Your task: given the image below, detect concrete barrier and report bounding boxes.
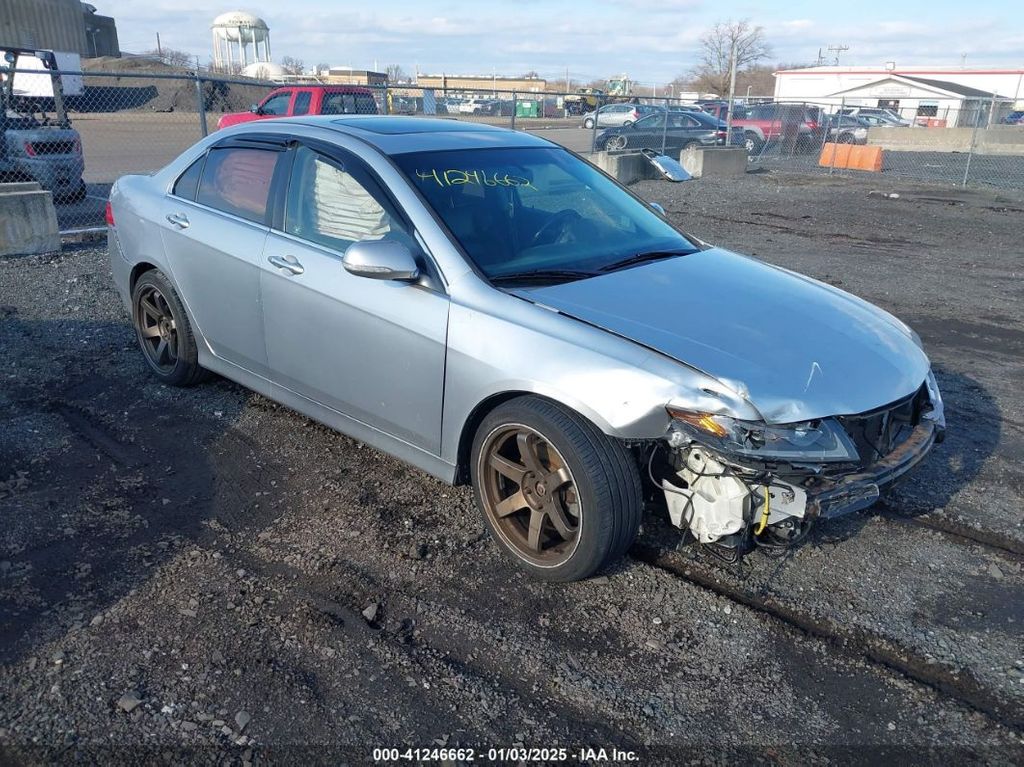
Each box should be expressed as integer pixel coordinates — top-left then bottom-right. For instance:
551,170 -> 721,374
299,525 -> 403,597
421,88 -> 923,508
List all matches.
679,146 -> 748,178
867,126 -> 1024,155
590,151 -> 660,184
0,181 -> 43,194
0,188 -> 61,257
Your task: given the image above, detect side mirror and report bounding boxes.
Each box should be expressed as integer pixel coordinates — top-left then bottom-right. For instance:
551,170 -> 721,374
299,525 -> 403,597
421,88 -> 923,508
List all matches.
649,202 -> 666,216
249,104 -> 261,114
343,240 -> 420,282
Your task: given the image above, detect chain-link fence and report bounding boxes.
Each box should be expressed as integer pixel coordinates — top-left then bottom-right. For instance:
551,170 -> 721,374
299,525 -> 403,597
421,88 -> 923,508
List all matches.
2,66 -> 1022,234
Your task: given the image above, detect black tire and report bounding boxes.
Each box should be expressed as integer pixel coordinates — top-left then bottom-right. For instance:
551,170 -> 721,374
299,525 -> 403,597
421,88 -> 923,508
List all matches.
131,269 -> 210,387
470,396 -> 643,582
681,141 -> 699,152
604,135 -> 627,151
744,131 -> 763,154
838,133 -> 855,144
583,117 -> 595,129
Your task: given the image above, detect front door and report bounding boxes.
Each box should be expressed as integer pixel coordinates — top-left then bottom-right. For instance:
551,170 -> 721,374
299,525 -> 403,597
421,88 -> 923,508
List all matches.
260,143 -> 449,453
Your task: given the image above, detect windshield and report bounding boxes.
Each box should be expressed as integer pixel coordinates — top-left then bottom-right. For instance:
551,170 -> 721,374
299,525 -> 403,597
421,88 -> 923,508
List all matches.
394,146 -> 697,281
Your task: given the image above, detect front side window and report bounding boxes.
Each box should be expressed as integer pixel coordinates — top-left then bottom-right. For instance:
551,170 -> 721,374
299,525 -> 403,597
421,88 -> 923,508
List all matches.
284,145 -> 411,252
196,147 -> 281,224
259,92 -> 291,115
395,147 -> 696,281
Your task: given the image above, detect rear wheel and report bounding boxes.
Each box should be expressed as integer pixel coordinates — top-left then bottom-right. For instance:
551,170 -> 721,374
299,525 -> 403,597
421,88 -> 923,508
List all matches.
744,132 -> 763,154
838,133 -> 855,144
470,396 -> 643,581
131,269 -> 209,386
681,140 -> 699,152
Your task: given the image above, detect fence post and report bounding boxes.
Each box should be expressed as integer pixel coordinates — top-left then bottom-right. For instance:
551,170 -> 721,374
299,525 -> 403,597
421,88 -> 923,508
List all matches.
661,97 -> 668,155
828,97 -> 844,175
590,101 -> 599,154
195,73 -> 209,137
962,99 -> 984,188
510,91 -> 517,130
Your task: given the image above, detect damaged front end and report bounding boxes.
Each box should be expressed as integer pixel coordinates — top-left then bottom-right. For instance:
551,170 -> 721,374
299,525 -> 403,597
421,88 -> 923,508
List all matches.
652,371 -> 945,560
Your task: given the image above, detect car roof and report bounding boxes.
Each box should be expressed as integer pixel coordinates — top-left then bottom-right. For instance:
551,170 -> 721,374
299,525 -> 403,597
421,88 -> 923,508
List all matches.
265,115 -> 552,155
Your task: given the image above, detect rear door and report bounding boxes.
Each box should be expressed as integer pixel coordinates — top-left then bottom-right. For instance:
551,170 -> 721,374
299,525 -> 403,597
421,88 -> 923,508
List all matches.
160,136 -> 288,375
259,141 -> 449,452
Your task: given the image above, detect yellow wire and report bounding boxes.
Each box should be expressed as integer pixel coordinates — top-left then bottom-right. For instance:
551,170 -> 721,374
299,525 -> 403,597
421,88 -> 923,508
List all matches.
755,485 -> 771,535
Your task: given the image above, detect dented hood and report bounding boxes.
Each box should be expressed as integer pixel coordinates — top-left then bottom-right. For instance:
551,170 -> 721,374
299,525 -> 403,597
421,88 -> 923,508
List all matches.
514,248 -> 930,423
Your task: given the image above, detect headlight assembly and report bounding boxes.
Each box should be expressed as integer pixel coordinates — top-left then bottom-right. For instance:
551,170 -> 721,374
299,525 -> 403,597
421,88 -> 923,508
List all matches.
666,407 -> 860,463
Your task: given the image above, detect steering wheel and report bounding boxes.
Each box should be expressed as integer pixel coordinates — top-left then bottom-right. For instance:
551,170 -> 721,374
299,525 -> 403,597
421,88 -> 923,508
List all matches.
530,209 -> 582,247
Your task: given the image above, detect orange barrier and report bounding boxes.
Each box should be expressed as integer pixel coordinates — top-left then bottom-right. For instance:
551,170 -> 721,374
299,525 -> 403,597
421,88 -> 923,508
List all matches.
818,143 -> 883,172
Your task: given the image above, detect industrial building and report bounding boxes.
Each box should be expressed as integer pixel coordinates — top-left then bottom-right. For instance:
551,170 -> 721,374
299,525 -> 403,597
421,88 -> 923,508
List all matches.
0,0 -> 119,58
415,74 -> 546,94
774,65 -> 1024,125
323,68 -> 388,87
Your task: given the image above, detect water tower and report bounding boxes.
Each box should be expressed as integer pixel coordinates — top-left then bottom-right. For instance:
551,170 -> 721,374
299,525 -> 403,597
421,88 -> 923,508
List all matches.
211,11 -> 271,71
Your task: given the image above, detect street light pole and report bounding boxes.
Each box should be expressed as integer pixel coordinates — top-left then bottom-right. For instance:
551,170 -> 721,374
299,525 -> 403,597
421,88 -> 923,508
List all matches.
725,37 -> 738,138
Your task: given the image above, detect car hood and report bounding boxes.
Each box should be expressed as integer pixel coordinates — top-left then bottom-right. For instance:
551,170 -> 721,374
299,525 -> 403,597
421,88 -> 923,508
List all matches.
512,248 -> 929,423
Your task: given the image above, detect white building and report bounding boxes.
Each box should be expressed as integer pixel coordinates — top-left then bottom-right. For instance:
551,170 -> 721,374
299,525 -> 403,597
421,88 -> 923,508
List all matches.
774,66 -> 1024,125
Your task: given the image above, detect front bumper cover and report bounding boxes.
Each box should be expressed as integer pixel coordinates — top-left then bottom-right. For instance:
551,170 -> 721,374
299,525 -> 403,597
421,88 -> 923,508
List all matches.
806,420 -> 940,519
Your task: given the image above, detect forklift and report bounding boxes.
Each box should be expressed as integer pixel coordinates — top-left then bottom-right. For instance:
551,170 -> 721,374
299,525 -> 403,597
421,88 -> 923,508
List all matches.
1,47 -> 86,201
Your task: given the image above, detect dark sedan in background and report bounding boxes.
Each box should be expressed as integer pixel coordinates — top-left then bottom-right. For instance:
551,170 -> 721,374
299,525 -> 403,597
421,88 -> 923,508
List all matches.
596,110 -> 745,153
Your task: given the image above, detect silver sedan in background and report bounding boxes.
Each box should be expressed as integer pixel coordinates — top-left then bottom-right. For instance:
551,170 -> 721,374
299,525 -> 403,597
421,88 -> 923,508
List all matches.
107,116 -> 944,581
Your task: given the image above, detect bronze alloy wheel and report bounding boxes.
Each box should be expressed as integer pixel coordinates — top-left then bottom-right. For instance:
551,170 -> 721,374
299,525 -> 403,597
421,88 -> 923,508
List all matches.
135,285 -> 179,373
477,424 -> 582,568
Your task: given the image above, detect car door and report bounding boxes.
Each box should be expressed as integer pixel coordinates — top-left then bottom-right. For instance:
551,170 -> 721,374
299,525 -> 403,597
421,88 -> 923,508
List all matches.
160,136 -> 288,375
259,141 -> 449,453
257,91 -> 292,120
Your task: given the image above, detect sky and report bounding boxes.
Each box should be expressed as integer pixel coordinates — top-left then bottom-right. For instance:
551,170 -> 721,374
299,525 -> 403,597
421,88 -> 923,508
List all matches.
104,0 -> 1023,87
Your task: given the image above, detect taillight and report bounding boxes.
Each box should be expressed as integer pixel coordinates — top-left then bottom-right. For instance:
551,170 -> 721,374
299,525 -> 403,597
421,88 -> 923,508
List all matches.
105,201 -> 115,227
715,130 -> 727,139
23,142 -> 37,157
632,109 -> 639,119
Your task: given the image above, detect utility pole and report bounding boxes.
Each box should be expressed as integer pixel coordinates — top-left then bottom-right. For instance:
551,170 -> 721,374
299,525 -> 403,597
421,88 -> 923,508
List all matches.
827,44 -> 849,66
565,66 -> 569,94
725,37 -> 738,138
156,32 -> 162,58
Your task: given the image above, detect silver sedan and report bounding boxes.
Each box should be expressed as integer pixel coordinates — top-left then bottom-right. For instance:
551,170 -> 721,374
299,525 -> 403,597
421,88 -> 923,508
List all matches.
107,116 -> 944,581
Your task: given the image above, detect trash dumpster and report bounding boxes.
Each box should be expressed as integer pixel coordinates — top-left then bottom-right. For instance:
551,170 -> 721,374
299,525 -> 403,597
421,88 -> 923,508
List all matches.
515,100 -> 539,118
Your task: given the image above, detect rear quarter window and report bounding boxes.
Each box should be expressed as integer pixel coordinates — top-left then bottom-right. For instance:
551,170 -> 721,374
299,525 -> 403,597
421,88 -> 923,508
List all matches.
172,155 -> 205,200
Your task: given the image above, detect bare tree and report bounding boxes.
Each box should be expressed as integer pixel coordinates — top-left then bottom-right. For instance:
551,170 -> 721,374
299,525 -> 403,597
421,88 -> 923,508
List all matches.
385,64 -> 407,83
521,70 -> 540,79
280,56 -> 305,75
315,62 -> 330,76
141,47 -> 194,69
691,20 -> 771,96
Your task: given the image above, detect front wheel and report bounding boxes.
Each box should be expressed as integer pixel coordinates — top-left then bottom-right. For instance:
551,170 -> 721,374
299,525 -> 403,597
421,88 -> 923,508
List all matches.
583,117 -> 595,129
744,132 -> 763,154
470,396 -> 643,581
604,135 -> 627,151
131,269 -> 209,386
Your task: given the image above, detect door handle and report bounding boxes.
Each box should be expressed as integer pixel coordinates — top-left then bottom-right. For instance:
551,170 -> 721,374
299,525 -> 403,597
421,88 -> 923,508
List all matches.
165,212 -> 190,229
268,254 -> 304,275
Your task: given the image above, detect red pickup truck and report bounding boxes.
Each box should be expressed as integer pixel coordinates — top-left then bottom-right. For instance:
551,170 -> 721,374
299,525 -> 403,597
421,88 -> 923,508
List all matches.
700,102 -> 824,153
217,85 -> 379,130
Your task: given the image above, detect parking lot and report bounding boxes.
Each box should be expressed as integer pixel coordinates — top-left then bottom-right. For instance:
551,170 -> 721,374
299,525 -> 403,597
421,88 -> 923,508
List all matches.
1,170 -> 1022,762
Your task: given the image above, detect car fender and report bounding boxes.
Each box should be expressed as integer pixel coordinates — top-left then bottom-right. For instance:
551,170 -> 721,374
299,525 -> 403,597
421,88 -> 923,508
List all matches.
439,282 -> 762,467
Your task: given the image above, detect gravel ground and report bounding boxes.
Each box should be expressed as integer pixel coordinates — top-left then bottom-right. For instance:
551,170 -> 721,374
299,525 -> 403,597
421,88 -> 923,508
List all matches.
1,171 -> 1022,764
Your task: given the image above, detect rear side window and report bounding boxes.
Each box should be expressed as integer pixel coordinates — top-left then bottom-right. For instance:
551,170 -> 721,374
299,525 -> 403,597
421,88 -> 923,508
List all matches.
293,91 -> 312,115
196,147 -> 281,224
172,156 -> 205,200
